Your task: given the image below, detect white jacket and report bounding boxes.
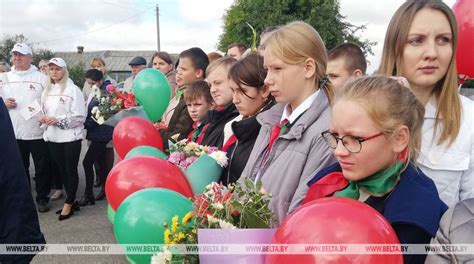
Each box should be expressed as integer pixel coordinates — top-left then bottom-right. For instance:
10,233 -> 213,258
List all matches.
418,95 -> 474,208
0,66 -> 46,140
41,78 -> 86,143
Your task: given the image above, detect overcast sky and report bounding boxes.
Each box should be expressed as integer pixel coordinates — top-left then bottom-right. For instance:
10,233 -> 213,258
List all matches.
0,0 -> 456,72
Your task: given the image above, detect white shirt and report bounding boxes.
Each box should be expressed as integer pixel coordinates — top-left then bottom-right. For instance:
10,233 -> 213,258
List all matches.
281,89 -> 320,123
41,78 -> 86,143
0,65 -> 46,140
417,95 -> 474,208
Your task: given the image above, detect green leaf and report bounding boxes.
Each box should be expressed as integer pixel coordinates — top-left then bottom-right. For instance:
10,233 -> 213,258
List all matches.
255,180 -> 262,192
244,178 -> 254,190
242,211 -> 270,228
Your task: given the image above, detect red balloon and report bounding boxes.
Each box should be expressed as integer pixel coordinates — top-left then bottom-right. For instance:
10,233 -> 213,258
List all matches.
105,156 -> 193,211
453,0 -> 474,78
266,197 -> 403,264
113,117 -> 163,159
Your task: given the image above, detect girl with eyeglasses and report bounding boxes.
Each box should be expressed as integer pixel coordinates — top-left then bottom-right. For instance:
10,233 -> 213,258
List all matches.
304,76 -> 446,264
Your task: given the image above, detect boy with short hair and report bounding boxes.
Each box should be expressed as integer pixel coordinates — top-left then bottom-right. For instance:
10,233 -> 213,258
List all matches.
159,47 -> 209,149
184,80 -> 214,143
327,43 -> 367,92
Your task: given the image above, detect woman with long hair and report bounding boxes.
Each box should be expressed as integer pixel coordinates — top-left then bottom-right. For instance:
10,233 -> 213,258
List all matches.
40,58 -> 86,221
378,0 -> 474,207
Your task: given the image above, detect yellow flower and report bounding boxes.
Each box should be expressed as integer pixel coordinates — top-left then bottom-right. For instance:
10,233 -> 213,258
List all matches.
182,212 -> 193,225
171,215 -> 179,232
177,232 -> 186,241
172,215 -> 179,225
192,228 -> 197,234
164,229 -> 171,244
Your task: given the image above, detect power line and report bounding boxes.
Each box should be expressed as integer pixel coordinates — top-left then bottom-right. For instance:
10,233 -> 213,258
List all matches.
31,7 -> 154,45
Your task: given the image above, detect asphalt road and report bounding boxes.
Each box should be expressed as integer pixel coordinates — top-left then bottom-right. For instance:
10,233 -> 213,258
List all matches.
30,140 -> 128,264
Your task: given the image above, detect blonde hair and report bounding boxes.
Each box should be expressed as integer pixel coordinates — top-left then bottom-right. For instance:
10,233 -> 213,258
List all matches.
90,57 -> 106,68
205,56 -> 236,78
264,21 -> 334,102
378,0 -> 460,146
336,76 -> 425,162
44,67 -> 70,95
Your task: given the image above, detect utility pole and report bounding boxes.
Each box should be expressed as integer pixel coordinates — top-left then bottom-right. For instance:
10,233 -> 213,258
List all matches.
156,4 -> 161,51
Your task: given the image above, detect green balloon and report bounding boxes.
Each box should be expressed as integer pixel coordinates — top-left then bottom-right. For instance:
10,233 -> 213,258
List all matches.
132,69 -> 171,122
185,155 -> 223,194
125,146 -> 167,160
107,204 -> 115,224
114,188 -> 193,264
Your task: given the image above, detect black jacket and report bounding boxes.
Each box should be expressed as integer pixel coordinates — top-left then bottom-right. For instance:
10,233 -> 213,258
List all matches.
84,80 -> 114,142
221,101 -> 274,185
201,104 -> 239,148
160,95 -> 193,151
0,99 -> 46,263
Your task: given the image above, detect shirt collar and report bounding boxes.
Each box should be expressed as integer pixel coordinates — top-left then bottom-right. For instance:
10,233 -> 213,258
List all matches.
424,96 -> 438,119
281,89 -> 320,123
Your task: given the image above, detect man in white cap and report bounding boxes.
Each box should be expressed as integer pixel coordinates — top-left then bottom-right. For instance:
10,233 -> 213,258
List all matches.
0,43 -> 51,213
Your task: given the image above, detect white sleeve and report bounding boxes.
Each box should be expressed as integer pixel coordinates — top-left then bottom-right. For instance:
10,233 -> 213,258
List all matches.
459,102 -> 474,201
56,85 -> 86,130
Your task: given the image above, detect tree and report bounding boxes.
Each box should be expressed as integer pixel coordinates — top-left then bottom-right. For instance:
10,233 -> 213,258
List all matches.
68,62 -> 86,88
217,0 -> 376,56
32,48 -> 55,66
0,34 -> 54,66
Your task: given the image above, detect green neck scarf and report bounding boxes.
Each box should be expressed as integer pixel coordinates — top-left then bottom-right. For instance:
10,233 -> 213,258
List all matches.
175,89 -> 184,100
334,161 -> 404,200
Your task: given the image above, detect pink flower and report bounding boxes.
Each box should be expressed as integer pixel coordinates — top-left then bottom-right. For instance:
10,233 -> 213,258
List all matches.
167,151 -> 185,165
106,84 -> 116,92
207,147 -> 219,154
179,156 -> 198,169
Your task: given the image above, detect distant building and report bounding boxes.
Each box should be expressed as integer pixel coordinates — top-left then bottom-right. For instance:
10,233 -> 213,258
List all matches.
55,47 -> 177,83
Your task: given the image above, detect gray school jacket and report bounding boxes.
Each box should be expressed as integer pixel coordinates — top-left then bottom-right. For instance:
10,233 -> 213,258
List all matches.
240,91 -> 336,225
425,198 -> 474,264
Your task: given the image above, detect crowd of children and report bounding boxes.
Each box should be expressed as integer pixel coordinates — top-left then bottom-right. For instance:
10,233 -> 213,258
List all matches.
1,0 -> 473,263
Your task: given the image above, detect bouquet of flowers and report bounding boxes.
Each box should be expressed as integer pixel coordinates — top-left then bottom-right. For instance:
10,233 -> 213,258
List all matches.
167,139 -> 228,169
91,84 -> 136,125
194,179 -> 275,229
151,213 -> 198,264
151,179 -> 275,263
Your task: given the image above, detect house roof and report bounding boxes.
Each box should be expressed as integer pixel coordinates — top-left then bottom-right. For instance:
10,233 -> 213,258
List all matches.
54,50 -> 178,72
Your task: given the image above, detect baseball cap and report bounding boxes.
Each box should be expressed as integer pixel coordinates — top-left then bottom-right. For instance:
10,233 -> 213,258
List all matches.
128,56 -> 147,66
48,58 -> 67,68
11,43 -> 32,55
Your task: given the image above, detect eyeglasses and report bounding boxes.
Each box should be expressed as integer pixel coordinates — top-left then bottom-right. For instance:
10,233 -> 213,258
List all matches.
321,130 -> 384,154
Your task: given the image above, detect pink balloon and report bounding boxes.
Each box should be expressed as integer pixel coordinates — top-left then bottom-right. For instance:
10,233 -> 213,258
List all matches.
453,0 -> 474,78
113,117 -> 163,159
266,198 -> 403,264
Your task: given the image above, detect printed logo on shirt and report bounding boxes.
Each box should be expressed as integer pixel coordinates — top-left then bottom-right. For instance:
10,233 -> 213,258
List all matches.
59,97 -> 65,104
29,84 -> 36,91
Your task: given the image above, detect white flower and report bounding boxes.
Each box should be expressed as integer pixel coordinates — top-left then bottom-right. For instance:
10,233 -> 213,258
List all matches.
150,248 -> 172,264
259,186 -> 267,195
207,214 -> 219,224
218,219 -> 237,229
97,116 -> 105,125
208,151 -> 229,167
91,106 -> 98,114
184,142 -> 199,153
212,202 -> 224,210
